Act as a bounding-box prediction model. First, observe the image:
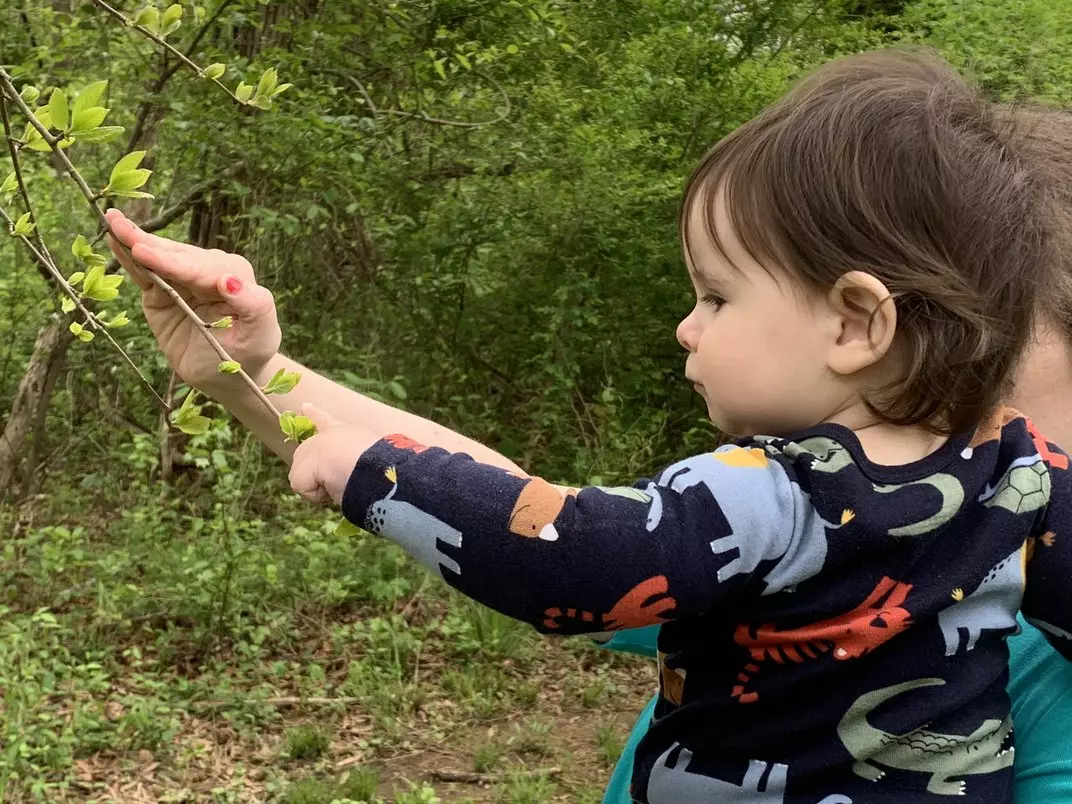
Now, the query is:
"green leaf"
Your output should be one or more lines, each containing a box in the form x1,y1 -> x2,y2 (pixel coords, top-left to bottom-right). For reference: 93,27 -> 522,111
110,151 -> 147,184
105,311 -> 130,328
169,389 -> 211,434
161,3 -> 183,34
83,272 -> 123,302
68,271 -> 85,285
506,44 -> 519,55
217,360 -> 241,374
0,172 -> 17,198
69,322 -> 93,342
72,81 -> 108,115
48,88 -> 68,132
256,67 -> 278,99
109,189 -> 155,199
271,83 -> 293,98
74,126 -> 124,144
71,235 -> 92,259
107,169 -> 152,194
387,380 -> 407,400
135,6 -> 161,33
61,296 -> 76,313
261,367 -> 302,395
235,82 -> 253,103
334,520 -> 362,537
83,286 -> 119,302
12,212 -> 35,237
19,85 -> 39,104
174,415 -> 210,435
432,58 -> 447,80
279,411 -> 317,443
203,63 -> 226,80
209,316 -> 234,329
456,52 -> 472,70
71,107 -> 109,133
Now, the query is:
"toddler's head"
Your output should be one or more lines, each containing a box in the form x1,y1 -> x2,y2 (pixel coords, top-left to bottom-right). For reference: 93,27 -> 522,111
676,48 -> 1065,439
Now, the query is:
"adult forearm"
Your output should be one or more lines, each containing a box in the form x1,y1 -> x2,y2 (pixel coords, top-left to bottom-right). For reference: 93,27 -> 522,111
214,353 -> 525,472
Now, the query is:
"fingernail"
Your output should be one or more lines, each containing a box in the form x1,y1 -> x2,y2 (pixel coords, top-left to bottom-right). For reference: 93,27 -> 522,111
223,275 -> 243,294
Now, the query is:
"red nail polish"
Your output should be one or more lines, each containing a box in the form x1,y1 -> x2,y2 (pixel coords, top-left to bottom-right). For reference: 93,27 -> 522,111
224,276 -> 242,294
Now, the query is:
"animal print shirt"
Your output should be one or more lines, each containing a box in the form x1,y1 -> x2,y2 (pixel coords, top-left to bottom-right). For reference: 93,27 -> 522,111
340,409 -> 1072,803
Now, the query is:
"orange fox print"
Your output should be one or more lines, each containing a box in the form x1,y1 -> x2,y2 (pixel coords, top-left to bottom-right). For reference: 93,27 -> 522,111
544,575 -> 677,631
508,477 -> 577,541
731,577 -> 912,703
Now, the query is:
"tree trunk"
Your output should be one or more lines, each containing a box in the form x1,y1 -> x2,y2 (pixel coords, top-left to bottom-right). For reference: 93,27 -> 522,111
0,315 -> 74,497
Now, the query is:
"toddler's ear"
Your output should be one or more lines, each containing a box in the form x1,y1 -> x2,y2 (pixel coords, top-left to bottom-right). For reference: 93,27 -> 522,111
826,271 -> 896,376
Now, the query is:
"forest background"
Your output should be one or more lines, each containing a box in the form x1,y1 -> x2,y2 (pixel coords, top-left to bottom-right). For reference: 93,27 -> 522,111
0,1 -> 1068,801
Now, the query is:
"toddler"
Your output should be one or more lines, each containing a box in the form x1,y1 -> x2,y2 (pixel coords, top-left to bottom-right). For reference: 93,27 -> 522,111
290,48 -> 1072,803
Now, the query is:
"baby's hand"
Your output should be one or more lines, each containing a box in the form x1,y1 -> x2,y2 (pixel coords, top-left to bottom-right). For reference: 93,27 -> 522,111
289,404 -> 377,505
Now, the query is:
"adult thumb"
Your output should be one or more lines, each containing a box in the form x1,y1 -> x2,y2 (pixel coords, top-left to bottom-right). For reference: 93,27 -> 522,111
301,402 -> 345,431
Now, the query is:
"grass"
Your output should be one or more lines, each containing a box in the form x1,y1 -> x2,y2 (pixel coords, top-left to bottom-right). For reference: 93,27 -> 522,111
0,476 -> 657,802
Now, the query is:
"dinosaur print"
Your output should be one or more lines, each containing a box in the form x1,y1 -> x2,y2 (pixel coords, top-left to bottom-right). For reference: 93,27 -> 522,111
646,743 -> 788,803
364,467 -> 462,579
872,473 -> 964,537
837,678 -> 1014,796
979,455 -> 1052,515
772,435 -> 856,474
938,545 -> 1024,656
507,477 -> 576,541
644,446 -> 847,596
732,577 -> 912,703
543,575 -> 676,631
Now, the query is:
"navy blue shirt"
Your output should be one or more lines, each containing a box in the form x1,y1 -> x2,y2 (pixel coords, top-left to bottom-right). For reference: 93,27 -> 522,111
342,411 -> 1072,803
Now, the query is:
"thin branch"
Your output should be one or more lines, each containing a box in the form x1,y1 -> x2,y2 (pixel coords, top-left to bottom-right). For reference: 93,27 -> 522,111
0,68 -> 281,423
332,70 -> 512,129
87,0 -> 244,105
0,93 -> 53,283
0,206 -> 168,409
124,0 -> 239,154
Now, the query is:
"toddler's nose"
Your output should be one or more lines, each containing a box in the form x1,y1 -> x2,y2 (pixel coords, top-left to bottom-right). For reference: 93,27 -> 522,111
676,312 -> 698,353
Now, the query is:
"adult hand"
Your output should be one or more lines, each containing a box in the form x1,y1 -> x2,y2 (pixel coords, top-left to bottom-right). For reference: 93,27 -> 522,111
105,209 -> 281,395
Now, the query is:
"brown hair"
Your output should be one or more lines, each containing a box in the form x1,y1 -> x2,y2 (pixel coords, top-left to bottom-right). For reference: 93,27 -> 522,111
996,105 -> 1072,341
680,47 -> 1066,436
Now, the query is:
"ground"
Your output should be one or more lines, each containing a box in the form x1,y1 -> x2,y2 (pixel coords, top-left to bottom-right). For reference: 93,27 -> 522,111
0,493 -> 658,803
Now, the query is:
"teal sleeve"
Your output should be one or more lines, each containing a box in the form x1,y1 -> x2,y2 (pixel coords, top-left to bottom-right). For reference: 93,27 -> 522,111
603,695 -> 657,804
1009,615 -> 1072,801
598,625 -> 660,658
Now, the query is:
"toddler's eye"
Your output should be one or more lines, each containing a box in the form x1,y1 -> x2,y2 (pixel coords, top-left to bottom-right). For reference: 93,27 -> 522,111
701,293 -> 725,310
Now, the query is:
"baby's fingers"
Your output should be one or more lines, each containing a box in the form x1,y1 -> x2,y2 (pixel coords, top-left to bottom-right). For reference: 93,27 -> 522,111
290,443 -> 330,504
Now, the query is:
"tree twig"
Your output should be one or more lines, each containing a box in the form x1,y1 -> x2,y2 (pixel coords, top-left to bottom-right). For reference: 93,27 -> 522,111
0,206 -> 168,409
0,92 -> 53,283
0,67 -> 282,423
331,70 -> 511,129
87,0 -> 244,104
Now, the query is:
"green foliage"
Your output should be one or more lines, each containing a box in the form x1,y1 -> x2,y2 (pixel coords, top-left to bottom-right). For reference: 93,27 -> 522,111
283,724 -> 332,759
1,0 -> 1070,798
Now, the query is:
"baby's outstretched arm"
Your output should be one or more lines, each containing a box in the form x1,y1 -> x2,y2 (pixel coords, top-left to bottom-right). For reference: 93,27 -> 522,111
341,437 -> 806,634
